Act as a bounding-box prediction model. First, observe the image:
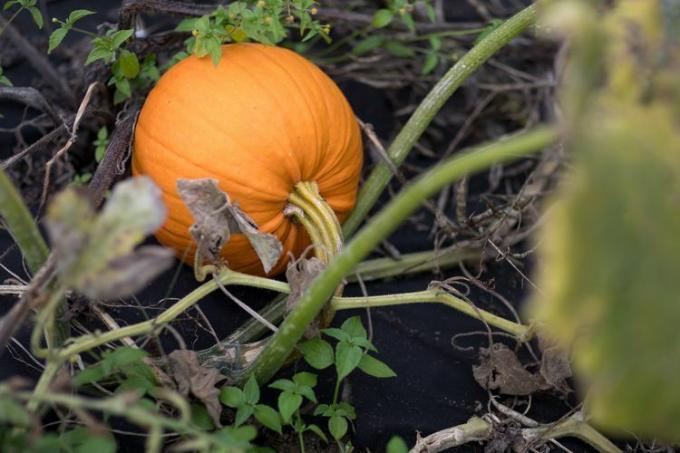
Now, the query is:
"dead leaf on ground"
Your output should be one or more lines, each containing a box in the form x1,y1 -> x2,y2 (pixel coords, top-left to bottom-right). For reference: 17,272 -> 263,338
538,335 -> 572,392
168,349 -> 226,427
473,344 -> 545,396
177,178 -> 283,273
285,256 -> 325,338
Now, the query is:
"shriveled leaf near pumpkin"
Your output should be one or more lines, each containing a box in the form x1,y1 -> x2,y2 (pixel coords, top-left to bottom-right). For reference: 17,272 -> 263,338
132,43 -> 363,276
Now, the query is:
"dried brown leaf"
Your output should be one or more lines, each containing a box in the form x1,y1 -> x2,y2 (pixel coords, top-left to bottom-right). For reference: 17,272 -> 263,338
538,335 -> 572,392
168,350 -> 226,427
177,179 -> 282,273
473,344 -> 545,396
285,257 -> 325,338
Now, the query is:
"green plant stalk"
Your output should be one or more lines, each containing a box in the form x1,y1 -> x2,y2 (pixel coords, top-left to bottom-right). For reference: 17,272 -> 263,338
54,270 -> 289,361
220,246 -> 481,347
0,168 -> 48,274
250,126 -> 558,384
331,289 -> 529,340
342,3 -> 538,237
523,414 -> 621,453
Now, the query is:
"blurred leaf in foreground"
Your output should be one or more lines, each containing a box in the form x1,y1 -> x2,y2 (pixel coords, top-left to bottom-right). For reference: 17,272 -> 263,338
529,0 -> 680,442
46,176 -> 173,300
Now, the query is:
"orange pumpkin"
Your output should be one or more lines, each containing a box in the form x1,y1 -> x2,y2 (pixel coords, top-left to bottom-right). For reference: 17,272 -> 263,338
132,43 -> 363,275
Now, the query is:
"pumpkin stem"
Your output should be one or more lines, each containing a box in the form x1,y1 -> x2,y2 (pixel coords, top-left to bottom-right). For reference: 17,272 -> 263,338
287,181 -> 343,265
287,181 -> 344,324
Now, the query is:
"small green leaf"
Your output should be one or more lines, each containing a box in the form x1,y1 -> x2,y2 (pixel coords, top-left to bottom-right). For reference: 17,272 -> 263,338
243,375 -> 260,405
278,391 -> 302,423
0,397 -> 30,427
335,342 -> 363,381
305,424 -> 328,443
0,71 -> 12,87
220,386 -> 245,408
191,403 -> 216,430
74,435 -> 116,453
386,435 -> 409,453
85,47 -> 113,65
321,327 -> 350,342
28,6 -> 43,29
66,9 -> 95,26
328,415 -> 348,441
118,50 -> 140,79
254,404 -> 282,434
268,378 -> 295,392
73,365 -> 106,386
358,354 -> 397,378
352,35 -> 385,56
3,1 -> 21,11
299,338 -> 334,370
175,18 -> 196,32
234,404 -> 254,426
292,371 -> 317,388
48,27 -> 68,53
371,9 -> 394,28
421,52 -> 439,75
401,12 -> 415,32
384,40 -> 416,58
111,29 -> 134,49
341,316 -> 367,340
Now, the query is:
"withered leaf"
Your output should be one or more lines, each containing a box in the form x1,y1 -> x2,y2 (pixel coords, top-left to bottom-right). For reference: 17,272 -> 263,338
177,178 -> 282,273
472,344 -> 545,396
46,177 -> 172,300
538,335 -> 572,392
168,350 -> 226,427
285,257 -> 325,338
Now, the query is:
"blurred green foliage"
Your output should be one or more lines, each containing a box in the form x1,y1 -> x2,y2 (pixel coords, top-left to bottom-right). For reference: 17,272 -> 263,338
530,0 -> 680,442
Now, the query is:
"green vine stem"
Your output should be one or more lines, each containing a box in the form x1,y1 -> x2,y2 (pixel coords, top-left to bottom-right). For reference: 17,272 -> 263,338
0,168 -> 48,274
250,126 -> 558,384
342,3 -> 538,237
217,246 -> 482,348
331,289 -> 529,340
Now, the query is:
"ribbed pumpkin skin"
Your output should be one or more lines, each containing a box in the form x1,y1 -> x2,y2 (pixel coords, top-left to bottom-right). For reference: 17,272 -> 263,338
132,43 -> 363,276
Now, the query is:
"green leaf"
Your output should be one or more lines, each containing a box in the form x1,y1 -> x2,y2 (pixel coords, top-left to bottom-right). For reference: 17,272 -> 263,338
108,346 -> 148,367
352,35 -> 385,56
386,435 -> 409,453
190,403 -> 215,430
66,9 -> 95,26
292,371 -> 317,388
400,12 -> 415,33
234,404 -> 254,427
341,316 -> 367,340
3,1 -> 20,11
0,397 -> 30,427
175,18 -> 196,32
278,391 -> 302,423
371,9 -> 394,28
305,424 -> 328,443
111,29 -> 134,49
268,378 -> 295,392
28,6 -> 43,29
243,375 -> 260,405
384,40 -> 416,58
73,365 -> 106,386
328,415 -> 348,441
299,338 -> 334,370
335,342 -> 363,381
74,435 -> 116,453
48,27 -> 68,53
421,52 -> 439,75
358,354 -> 397,378
118,50 -> 140,78
0,73 -> 11,87
254,404 -> 282,433
321,327 -> 350,342
85,47 -> 113,65
220,386 -> 245,408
